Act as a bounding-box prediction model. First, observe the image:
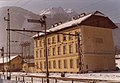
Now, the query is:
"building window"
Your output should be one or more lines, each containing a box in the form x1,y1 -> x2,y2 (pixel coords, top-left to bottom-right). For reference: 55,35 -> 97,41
53,60 -> 56,69
69,44 -> 73,53
44,61 -> 46,69
58,60 -> 61,69
36,62 -> 39,69
57,46 -> 61,55
35,39 -> 38,47
75,31 -> 78,39
76,59 -> 79,68
40,62 -> 42,69
48,38 -> 51,45
69,32 -> 73,40
48,48 -> 50,56
86,65 -> 88,69
44,49 -> 45,57
39,40 -> 42,47
52,36 -> 55,44
40,49 -> 42,57
52,47 -> 55,56
43,39 -> 45,46
70,59 -> 73,68
63,45 -> 67,54
64,60 -> 67,68
57,35 -> 60,42
95,37 -> 103,43
36,50 -> 38,58
49,61 -> 51,69
76,43 -> 78,53
63,35 -> 67,41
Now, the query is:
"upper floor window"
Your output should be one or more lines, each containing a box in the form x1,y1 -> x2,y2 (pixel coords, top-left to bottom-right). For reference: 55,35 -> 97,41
75,31 -> 81,40
63,35 -> 67,41
48,38 -> 51,45
36,50 -> 38,58
52,47 -> 56,56
76,43 -> 78,53
63,45 -> 67,54
44,49 -> 45,57
35,39 -> 38,47
57,46 -> 61,55
57,35 -> 60,42
40,49 -> 42,57
39,39 -> 42,47
69,44 -> 73,53
48,48 -> 51,56
69,32 -> 73,40
95,37 -> 103,43
52,36 -> 55,44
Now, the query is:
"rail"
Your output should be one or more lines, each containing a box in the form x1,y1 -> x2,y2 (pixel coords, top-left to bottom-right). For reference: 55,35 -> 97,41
0,74 -> 120,83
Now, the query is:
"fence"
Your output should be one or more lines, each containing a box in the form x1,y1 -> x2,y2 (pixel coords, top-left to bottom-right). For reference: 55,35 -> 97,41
0,74 -> 120,83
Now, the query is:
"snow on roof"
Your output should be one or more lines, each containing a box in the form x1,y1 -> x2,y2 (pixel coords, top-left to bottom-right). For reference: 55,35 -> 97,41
24,59 -> 34,63
48,14 -> 92,32
33,11 -> 106,38
33,14 -> 92,38
0,55 -> 20,64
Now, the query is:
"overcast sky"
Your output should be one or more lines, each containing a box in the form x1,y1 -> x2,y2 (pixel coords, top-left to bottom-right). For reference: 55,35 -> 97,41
0,0 -> 120,22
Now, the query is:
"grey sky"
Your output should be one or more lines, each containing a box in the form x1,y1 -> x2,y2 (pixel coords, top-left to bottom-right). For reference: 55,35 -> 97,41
0,0 -> 120,22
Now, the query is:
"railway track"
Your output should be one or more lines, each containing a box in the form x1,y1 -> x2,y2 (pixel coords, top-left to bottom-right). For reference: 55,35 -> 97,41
1,74 -> 120,83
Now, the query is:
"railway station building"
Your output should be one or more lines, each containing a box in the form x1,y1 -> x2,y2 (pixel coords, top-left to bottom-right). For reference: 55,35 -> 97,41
33,11 -> 117,73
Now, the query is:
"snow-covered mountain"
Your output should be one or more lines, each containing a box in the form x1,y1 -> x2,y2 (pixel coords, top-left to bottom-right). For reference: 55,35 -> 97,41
40,7 -> 78,28
0,6 -> 78,56
64,8 -> 78,17
0,6 -> 120,57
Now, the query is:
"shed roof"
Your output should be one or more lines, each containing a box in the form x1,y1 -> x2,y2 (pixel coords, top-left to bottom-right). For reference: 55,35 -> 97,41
0,55 -> 22,64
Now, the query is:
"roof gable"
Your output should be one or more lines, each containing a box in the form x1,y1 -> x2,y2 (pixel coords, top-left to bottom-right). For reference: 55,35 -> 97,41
81,15 -> 117,29
0,55 -> 22,64
93,11 -> 105,17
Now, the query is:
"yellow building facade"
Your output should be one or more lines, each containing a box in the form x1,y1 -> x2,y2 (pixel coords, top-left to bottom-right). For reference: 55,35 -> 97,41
33,11 -> 117,73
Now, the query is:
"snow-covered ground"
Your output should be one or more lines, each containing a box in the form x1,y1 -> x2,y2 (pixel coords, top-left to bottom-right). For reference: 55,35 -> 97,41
0,59 -> 120,83
116,58 -> 120,68
1,71 -> 120,83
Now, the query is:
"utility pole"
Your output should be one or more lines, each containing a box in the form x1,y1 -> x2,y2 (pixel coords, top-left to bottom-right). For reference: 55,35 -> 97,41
0,47 -> 4,75
7,16 -> 49,82
76,33 -> 84,73
28,15 -> 49,83
56,32 -> 84,73
4,9 -> 11,80
20,43 -> 25,58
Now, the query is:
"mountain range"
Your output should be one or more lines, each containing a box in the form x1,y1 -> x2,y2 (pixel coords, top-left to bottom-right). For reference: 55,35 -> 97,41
0,6 -> 78,56
0,6 -> 120,56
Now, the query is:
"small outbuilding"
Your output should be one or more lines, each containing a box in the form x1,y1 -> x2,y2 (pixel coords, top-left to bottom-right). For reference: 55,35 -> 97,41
0,55 -> 23,72
22,59 -> 35,73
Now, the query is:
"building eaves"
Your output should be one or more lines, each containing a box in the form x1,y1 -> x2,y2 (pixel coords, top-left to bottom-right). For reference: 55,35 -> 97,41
33,11 -> 108,38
